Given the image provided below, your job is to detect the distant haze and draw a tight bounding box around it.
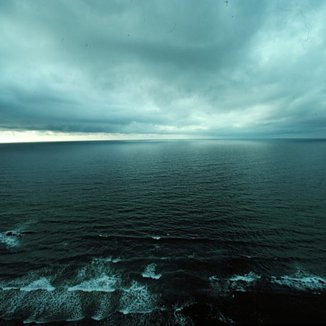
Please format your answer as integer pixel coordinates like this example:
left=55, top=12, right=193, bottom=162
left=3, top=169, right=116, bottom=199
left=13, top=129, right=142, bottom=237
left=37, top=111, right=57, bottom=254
left=1, top=0, right=326, bottom=141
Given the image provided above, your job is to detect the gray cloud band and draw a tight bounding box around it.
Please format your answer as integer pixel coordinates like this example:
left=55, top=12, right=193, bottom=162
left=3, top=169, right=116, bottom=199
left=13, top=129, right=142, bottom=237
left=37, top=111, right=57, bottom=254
left=0, top=0, right=325, bottom=137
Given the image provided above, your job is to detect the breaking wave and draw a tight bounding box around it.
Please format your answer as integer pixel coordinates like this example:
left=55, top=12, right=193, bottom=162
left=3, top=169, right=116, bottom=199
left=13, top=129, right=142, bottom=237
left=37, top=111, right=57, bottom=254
left=1, top=254, right=325, bottom=325
left=21, top=277, right=55, bottom=292
left=0, top=219, right=38, bottom=249
left=0, top=231, right=21, bottom=249
left=210, top=272, right=261, bottom=294
left=271, top=272, right=326, bottom=293
left=0, top=286, right=84, bottom=324
left=141, top=263, right=162, bottom=280
left=210, top=271, right=326, bottom=295
left=0, top=258, right=157, bottom=323
left=68, top=275, right=118, bottom=293
left=93, top=256, right=122, bottom=264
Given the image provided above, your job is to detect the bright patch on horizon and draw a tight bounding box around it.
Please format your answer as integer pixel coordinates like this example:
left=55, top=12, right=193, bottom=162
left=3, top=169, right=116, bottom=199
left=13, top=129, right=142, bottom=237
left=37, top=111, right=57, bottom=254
left=0, top=130, right=193, bottom=143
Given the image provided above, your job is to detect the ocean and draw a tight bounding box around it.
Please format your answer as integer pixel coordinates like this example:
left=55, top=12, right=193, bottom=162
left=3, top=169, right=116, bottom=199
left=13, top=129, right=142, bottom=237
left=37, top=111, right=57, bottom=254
left=0, top=139, right=325, bottom=325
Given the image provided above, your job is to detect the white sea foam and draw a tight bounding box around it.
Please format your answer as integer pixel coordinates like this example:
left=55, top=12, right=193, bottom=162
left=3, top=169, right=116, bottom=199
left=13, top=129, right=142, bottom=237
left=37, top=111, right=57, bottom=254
left=210, top=271, right=326, bottom=295
left=271, top=272, right=326, bottom=292
left=21, top=278, right=55, bottom=292
left=0, top=276, right=30, bottom=292
left=0, top=259, right=156, bottom=322
left=68, top=275, right=118, bottom=292
left=0, top=286, right=83, bottom=323
left=91, top=293, right=115, bottom=321
left=0, top=287, right=29, bottom=319
left=109, top=257, right=122, bottom=264
left=0, top=260, right=121, bottom=322
left=0, top=219, right=38, bottom=249
left=119, top=281, right=155, bottom=315
left=69, top=257, right=121, bottom=293
left=0, top=280, right=20, bottom=291
left=152, top=236, right=161, bottom=240
left=94, top=256, right=122, bottom=264
left=0, top=232, right=20, bottom=248
left=23, top=290, right=83, bottom=323
left=0, top=286, right=20, bottom=291
left=209, top=272, right=261, bottom=294
left=229, top=272, right=261, bottom=284
left=141, top=263, right=162, bottom=280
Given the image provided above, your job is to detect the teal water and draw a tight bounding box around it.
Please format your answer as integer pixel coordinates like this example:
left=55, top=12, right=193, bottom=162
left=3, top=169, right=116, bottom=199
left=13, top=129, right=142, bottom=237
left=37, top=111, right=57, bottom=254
left=0, top=140, right=325, bottom=324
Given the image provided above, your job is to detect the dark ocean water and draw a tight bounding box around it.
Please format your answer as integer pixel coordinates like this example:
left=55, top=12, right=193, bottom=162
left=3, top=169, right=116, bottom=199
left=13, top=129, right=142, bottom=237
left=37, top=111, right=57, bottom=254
left=0, top=139, right=325, bottom=325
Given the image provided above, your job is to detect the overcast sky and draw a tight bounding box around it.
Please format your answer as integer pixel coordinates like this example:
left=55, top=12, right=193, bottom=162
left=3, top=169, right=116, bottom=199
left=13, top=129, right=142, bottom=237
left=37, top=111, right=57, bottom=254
left=0, top=0, right=325, bottom=140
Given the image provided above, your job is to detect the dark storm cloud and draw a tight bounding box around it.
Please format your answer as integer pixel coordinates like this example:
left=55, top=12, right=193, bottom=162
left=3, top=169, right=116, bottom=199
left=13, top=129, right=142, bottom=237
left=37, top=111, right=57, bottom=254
left=0, top=0, right=325, bottom=137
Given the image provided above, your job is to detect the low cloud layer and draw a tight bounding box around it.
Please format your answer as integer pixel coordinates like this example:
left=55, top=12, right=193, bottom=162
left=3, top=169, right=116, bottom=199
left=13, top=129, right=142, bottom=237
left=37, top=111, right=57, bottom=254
left=1, top=0, right=325, bottom=138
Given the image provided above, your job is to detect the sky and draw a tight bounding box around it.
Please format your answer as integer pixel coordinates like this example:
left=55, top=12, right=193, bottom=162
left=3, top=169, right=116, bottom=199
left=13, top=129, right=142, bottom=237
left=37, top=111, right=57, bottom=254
left=0, top=0, right=326, bottom=142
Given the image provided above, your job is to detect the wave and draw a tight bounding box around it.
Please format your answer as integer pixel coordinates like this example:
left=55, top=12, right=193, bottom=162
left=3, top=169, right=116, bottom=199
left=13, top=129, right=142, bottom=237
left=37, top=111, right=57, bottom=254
left=93, top=256, right=122, bottom=264
left=0, top=286, right=84, bottom=323
left=0, top=219, right=38, bottom=249
left=68, top=275, right=118, bottom=293
left=210, top=272, right=261, bottom=294
left=271, top=272, right=326, bottom=292
left=0, top=259, right=157, bottom=323
left=0, top=232, right=20, bottom=249
left=210, top=271, right=326, bottom=295
left=119, top=281, right=156, bottom=315
left=141, top=263, right=162, bottom=280
left=1, top=260, right=325, bottom=324
left=21, top=278, right=55, bottom=292
left=229, top=272, right=261, bottom=284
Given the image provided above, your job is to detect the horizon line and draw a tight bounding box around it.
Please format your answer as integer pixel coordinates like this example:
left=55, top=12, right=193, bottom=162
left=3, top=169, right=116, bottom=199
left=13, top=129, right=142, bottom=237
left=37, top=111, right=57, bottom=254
left=1, top=137, right=326, bottom=145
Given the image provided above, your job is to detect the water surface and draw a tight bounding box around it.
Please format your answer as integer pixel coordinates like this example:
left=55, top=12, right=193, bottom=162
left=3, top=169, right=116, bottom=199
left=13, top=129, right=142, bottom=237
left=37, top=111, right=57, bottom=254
left=0, top=140, right=325, bottom=324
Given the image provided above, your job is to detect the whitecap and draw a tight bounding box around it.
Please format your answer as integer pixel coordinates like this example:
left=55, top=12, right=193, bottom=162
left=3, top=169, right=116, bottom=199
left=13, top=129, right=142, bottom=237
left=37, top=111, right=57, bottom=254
left=0, top=232, right=20, bottom=248
left=271, top=272, right=326, bottom=292
left=141, top=263, right=162, bottom=280
left=209, top=272, right=261, bottom=294
left=110, top=257, right=122, bottom=264
left=151, top=236, right=161, bottom=240
left=229, top=272, right=261, bottom=283
left=1, top=219, right=38, bottom=249
left=21, top=278, right=55, bottom=292
left=94, top=256, right=122, bottom=264
left=0, top=285, right=20, bottom=291
left=68, top=275, right=118, bottom=293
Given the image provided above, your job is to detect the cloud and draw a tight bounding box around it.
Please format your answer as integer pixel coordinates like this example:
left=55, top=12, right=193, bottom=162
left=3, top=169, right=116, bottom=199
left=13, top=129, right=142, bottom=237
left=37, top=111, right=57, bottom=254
left=0, top=0, right=325, bottom=138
